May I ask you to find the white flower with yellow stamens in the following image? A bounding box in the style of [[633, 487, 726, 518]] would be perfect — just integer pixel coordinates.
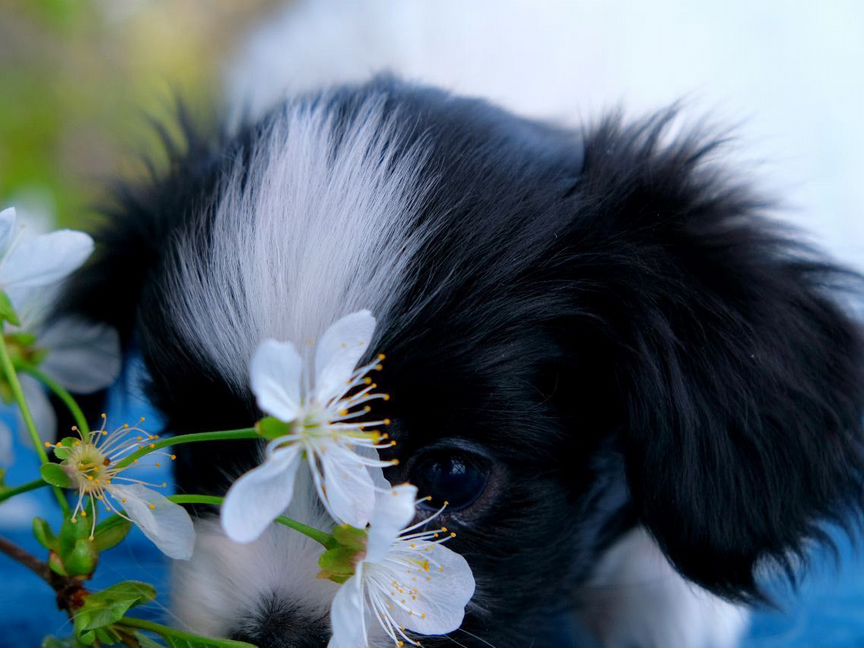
[[328, 484, 475, 648], [47, 415, 195, 560], [0, 205, 114, 458], [221, 310, 395, 542]]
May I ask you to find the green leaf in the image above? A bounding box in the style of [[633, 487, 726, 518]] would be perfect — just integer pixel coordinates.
[[0, 291, 20, 326], [33, 517, 58, 551], [92, 516, 132, 553], [40, 463, 72, 488], [256, 416, 292, 440], [74, 582, 158, 634]]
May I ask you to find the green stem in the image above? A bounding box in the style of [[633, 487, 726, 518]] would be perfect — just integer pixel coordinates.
[[0, 478, 48, 504], [118, 616, 257, 648], [114, 428, 258, 470], [169, 494, 334, 548], [18, 364, 90, 436], [0, 331, 69, 515]]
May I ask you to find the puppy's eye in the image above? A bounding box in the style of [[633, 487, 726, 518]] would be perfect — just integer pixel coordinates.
[[409, 451, 489, 511]]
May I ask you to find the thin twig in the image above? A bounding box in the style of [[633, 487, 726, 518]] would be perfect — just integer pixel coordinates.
[[0, 533, 88, 614], [0, 533, 53, 583]]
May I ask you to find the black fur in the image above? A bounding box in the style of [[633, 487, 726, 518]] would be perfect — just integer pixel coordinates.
[[55, 77, 864, 646]]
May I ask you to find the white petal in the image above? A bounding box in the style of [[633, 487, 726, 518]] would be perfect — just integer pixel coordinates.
[[250, 339, 303, 421], [384, 543, 475, 636], [314, 310, 376, 404], [0, 230, 93, 290], [39, 318, 121, 393], [366, 484, 417, 564], [110, 484, 196, 560], [0, 208, 17, 256], [17, 377, 55, 445], [0, 420, 14, 466], [328, 570, 367, 648], [221, 445, 302, 543], [315, 443, 377, 528]]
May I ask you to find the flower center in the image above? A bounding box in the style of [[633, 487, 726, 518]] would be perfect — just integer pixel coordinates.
[[64, 443, 111, 493]]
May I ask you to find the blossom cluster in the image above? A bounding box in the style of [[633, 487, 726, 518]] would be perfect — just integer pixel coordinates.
[[0, 205, 475, 648], [222, 310, 475, 647]]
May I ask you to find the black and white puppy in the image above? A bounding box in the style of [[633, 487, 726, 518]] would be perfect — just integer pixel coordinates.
[[56, 77, 864, 647]]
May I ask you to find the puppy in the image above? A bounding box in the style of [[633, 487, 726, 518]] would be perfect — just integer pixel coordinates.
[[56, 77, 864, 647]]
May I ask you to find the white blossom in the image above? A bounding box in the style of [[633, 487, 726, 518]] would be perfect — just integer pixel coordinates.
[[329, 484, 475, 648], [222, 310, 394, 542], [48, 416, 195, 560]]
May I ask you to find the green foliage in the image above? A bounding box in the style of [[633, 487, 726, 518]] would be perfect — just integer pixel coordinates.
[[92, 516, 133, 553], [33, 517, 56, 550], [50, 436, 77, 460], [73, 581, 157, 644], [40, 463, 72, 488], [42, 636, 80, 648], [120, 620, 258, 648], [48, 515, 99, 578]]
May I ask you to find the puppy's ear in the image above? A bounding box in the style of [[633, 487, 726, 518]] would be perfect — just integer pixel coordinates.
[[575, 114, 864, 601]]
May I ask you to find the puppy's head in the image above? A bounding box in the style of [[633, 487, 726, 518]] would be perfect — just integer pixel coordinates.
[[58, 78, 864, 646]]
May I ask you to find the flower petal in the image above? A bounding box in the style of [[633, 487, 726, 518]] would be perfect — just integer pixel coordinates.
[[0, 208, 17, 256], [221, 445, 302, 543], [250, 339, 303, 421], [39, 318, 121, 393], [366, 484, 417, 564], [17, 376, 55, 444], [314, 310, 376, 404], [384, 543, 475, 636], [110, 484, 196, 560], [0, 230, 93, 290], [328, 570, 367, 648], [314, 442, 377, 528]]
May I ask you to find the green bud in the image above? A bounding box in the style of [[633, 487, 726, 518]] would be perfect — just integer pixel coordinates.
[[65, 537, 98, 577], [59, 515, 91, 556]]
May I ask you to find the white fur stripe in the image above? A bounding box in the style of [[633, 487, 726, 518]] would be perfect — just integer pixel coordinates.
[[166, 93, 430, 391]]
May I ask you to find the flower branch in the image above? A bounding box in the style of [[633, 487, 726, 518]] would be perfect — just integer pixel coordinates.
[[0, 327, 70, 515]]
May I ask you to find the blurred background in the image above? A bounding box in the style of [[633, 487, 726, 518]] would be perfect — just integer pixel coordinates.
[[1, 0, 863, 645], [0, 0, 273, 229]]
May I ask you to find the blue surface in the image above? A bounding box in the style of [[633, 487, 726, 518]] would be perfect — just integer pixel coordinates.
[[1, 392, 863, 646]]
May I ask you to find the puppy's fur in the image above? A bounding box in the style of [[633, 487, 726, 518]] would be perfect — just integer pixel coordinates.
[[56, 78, 864, 646]]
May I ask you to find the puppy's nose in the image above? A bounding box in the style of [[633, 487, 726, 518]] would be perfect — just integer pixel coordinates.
[[228, 599, 330, 648]]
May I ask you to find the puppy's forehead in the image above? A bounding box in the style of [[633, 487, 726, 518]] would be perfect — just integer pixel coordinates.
[[162, 92, 432, 391]]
